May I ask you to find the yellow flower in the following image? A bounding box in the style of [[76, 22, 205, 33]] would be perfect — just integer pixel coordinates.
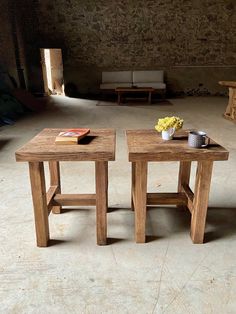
[[155, 116, 184, 132]]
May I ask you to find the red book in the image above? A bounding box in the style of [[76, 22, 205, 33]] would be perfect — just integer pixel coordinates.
[[55, 128, 90, 144]]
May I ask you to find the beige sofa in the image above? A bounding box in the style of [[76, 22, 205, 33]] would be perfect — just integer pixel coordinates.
[[100, 71, 132, 89], [100, 70, 166, 92], [132, 70, 166, 90]]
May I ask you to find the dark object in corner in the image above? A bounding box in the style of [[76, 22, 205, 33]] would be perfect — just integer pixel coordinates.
[[12, 89, 45, 112], [64, 82, 79, 98], [1, 117, 15, 125]]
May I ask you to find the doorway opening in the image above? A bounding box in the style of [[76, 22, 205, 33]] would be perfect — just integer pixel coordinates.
[[40, 48, 64, 95]]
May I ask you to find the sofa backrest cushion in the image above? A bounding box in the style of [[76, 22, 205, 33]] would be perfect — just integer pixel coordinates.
[[102, 71, 132, 83], [133, 70, 164, 83]]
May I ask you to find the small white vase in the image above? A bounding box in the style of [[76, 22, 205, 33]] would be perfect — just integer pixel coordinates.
[[161, 128, 175, 140]]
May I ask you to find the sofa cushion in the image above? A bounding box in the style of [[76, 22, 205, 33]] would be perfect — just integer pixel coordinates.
[[133, 70, 164, 83], [102, 71, 132, 83], [133, 82, 166, 89], [100, 82, 133, 89]]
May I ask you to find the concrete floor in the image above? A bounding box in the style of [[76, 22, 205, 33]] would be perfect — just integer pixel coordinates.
[[1, 96, 236, 313]]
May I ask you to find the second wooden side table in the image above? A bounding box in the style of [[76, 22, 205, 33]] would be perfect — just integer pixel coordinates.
[[126, 129, 229, 244]]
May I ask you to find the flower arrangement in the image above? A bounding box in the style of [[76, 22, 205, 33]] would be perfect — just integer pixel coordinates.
[[155, 116, 184, 132]]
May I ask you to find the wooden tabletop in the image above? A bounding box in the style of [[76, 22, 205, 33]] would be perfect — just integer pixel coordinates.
[[115, 87, 155, 92], [126, 129, 229, 162], [16, 128, 116, 162], [219, 81, 236, 88]]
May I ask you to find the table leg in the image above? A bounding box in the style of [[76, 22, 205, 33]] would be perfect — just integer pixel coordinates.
[[49, 161, 61, 214], [178, 161, 191, 209], [148, 91, 152, 104], [29, 162, 49, 247], [131, 162, 136, 211], [118, 92, 121, 105], [105, 161, 108, 211], [95, 161, 108, 245], [134, 161, 148, 243], [225, 87, 233, 117], [190, 161, 213, 244]]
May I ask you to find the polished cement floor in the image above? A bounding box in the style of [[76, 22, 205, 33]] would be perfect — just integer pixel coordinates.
[[1, 96, 236, 314]]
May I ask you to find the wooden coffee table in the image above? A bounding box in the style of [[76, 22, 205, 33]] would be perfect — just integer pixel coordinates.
[[126, 129, 229, 244], [15, 128, 116, 247], [115, 87, 155, 105]]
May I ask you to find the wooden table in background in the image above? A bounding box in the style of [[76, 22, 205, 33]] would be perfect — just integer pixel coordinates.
[[126, 129, 229, 244], [115, 87, 155, 105], [15, 128, 116, 247], [219, 80, 236, 122]]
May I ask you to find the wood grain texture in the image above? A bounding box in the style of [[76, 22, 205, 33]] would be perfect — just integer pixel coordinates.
[[219, 80, 236, 88], [178, 161, 191, 192], [29, 162, 49, 247], [131, 162, 136, 211], [147, 193, 186, 205], [134, 161, 147, 243], [95, 161, 108, 245], [178, 161, 191, 210], [182, 184, 194, 213], [126, 129, 229, 162], [49, 161, 61, 214], [53, 194, 96, 206], [46, 185, 58, 214], [15, 129, 116, 162], [190, 161, 213, 244]]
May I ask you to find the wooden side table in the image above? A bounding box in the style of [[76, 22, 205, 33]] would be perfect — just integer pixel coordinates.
[[115, 87, 155, 105], [15, 128, 116, 247], [219, 81, 236, 123], [126, 129, 229, 244]]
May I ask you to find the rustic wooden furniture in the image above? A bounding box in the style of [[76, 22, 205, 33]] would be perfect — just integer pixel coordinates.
[[126, 129, 229, 244], [115, 87, 155, 105], [219, 81, 236, 123], [15, 128, 116, 247]]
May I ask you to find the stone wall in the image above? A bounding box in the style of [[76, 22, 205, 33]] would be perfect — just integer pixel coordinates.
[[4, 0, 236, 95], [0, 0, 18, 86], [0, 0, 42, 91], [17, 0, 44, 92]]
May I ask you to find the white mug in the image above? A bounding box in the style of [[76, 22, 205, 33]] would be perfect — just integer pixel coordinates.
[[162, 128, 175, 140]]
